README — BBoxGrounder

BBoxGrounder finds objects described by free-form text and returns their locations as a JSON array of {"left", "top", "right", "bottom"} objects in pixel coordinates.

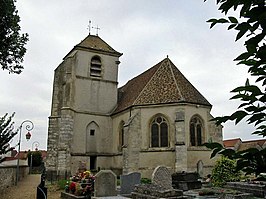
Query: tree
[
  {"left": 211, "top": 156, "right": 241, "bottom": 187},
  {"left": 203, "top": 0, "right": 266, "bottom": 175},
  {"left": 0, "top": 112, "right": 18, "bottom": 163},
  {"left": 27, "top": 151, "right": 43, "bottom": 167},
  {"left": 0, "top": 0, "right": 29, "bottom": 74}
]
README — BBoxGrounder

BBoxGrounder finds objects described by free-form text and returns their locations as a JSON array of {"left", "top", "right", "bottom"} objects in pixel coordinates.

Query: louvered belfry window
[
  {"left": 151, "top": 116, "right": 168, "bottom": 147},
  {"left": 90, "top": 56, "right": 102, "bottom": 77}
]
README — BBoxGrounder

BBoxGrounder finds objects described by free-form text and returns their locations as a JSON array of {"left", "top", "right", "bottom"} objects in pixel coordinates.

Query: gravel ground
[{"left": 1, "top": 174, "right": 61, "bottom": 199}]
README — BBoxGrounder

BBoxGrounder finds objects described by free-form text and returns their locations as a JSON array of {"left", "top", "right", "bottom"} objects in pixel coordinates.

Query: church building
[{"left": 46, "top": 34, "right": 223, "bottom": 178}]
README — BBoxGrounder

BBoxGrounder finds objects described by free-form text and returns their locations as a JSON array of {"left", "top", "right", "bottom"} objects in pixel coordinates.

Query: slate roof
[
  {"left": 64, "top": 35, "right": 122, "bottom": 59},
  {"left": 114, "top": 57, "right": 211, "bottom": 114}
]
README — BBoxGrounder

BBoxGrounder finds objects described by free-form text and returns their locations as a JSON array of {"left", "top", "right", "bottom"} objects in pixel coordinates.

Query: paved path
[
  {"left": 1, "top": 174, "right": 41, "bottom": 199},
  {"left": 1, "top": 175, "right": 130, "bottom": 199}
]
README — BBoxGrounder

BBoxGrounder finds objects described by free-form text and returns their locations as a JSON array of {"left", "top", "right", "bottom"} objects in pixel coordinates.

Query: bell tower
[
  {"left": 46, "top": 34, "right": 122, "bottom": 178},
  {"left": 70, "top": 34, "right": 123, "bottom": 113}
]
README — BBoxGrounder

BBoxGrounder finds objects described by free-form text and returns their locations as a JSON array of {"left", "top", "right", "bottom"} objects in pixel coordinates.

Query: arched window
[
  {"left": 190, "top": 116, "right": 203, "bottom": 146},
  {"left": 118, "top": 121, "right": 125, "bottom": 151},
  {"left": 151, "top": 115, "right": 169, "bottom": 147},
  {"left": 90, "top": 56, "right": 102, "bottom": 77}
]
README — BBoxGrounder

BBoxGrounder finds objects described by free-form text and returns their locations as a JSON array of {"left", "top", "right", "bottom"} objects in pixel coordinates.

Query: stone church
[{"left": 46, "top": 34, "right": 223, "bottom": 178}]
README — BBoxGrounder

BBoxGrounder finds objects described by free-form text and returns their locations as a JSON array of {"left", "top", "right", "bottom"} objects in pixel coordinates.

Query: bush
[
  {"left": 211, "top": 156, "right": 241, "bottom": 187},
  {"left": 57, "top": 179, "right": 68, "bottom": 190}
]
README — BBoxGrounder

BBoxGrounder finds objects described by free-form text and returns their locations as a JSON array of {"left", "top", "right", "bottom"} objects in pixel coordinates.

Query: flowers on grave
[
  {"left": 65, "top": 181, "right": 69, "bottom": 193},
  {"left": 69, "top": 181, "right": 76, "bottom": 194},
  {"left": 66, "top": 170, "right": 95, "bottom": 197}
]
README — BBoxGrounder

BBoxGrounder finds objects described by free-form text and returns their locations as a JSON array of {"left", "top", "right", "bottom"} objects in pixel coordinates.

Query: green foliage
[
  {"left": 57, "top": 179, "right": 68, "bottom": 190},
  {"left": 27, "top": 150, "right": 43, "bottom": 167},
  {"left": 204, "top": 0, "right": 266, "bottom": 137},
  {"left": 204, "top": 142, "right": 266, "bottom": 176},
  {"left": 0, "top": 0, "right": 29, "bottom": 74},
  {"left": 211, "top": 156, "right": 241, "bottom": 187},
  {"left": 203, "top": 0, "right": 266, "bottom": 177},
  {"left": 0, "top": 112, "right": 18, "bottom": 163}
]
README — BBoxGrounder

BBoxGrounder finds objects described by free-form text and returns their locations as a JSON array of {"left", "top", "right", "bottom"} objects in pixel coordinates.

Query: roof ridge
[
  {"left": 167, "top": 58, "right": 184, "bottom": 101},
  {"left": 132, "top": 59, "right": 165, "bottom": 105}
]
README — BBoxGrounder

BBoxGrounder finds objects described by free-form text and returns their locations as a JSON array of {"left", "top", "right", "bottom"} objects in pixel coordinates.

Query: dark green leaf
[
  {"left": 228, "top": 23, "right": 238, "bottom": 30},
  {"left": 230, "top": 110, "right": 248, "bottom": 124},
  {"left": 234, "top": 52, "right": 252, "bottom": 61},
  {"left": 211, "top": 148, "right": 222, "bottom": 158},
  {"left": 228, "top": 16, "right": 238, "bottom": 23}
]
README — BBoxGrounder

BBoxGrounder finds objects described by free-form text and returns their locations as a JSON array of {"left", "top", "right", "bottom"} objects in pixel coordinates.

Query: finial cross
[
  {"left": 88, "top": 20, "right": 92, "bottom": 35},
  {"left": 92, "top": 25, "right": 100, "bottom": 36}
]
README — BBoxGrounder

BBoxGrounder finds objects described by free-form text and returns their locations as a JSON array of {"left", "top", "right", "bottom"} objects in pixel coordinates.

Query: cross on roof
[
  {"left": 92, "top": 25, "right": 100, "bottom": 36},
  {"left": 88, "top": 20, "right": 92, "bottom": 35}
]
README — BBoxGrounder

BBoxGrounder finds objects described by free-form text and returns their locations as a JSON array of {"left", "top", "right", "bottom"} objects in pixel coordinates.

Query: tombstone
[
  {"left": 94, "top": 170, "right": 117, "bottom": 197},
  {"left": 120, "top": 172, "right": 141, "bottom": 195},
  {"left": 197, "top": 160, "right": 204, "bottom": 178},
  {"left": 172, "top": 172, "right": 201, "bottom": 191},
  {"left": 151, "top": 166, "right": 172, "bottom": 190}
]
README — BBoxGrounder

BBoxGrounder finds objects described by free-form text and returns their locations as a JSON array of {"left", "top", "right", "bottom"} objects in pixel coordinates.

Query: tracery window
[
  {"left": 190, "top": 116, "right": 203, "bottom": 146},
  {"left": 151, "top": 115, "right": 168, "bottom": 147},
  {"left": 90, "top": 56, "right": 102, "bottom": 77}
]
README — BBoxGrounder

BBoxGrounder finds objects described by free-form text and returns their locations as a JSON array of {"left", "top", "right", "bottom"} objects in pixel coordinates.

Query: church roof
[
  {"left": 64, "top": 35, "right": 122, "bottom": 59},
  {"left": 114, "top": 58, "right": 211, "bottom": 114}
]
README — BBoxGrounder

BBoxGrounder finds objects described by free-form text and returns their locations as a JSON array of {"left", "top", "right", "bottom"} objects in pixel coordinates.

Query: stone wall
[{"left": 0, "top": 165, "right": 28, "bottom": 194}]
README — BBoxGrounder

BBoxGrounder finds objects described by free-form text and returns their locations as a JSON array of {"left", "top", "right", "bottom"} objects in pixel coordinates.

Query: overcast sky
[{"left": 1, "top": 0, "right": 262, "bottom": 151}]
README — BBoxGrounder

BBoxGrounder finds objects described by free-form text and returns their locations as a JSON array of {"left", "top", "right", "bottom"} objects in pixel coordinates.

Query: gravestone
[
  {"left": 172, "top": 172, "right": 201, "bottom": 191},
  {"left": 94, "top": 170, "right": 117, "bottom": 197},
  {"left": 132, "top": 167, "right": 185, "bottom": 198},
  {"left": 152, "top": 166, "right": 172, "bottom": 190},
  {"left": 120, "top": 172, "right": 141, "bottom": 195}
]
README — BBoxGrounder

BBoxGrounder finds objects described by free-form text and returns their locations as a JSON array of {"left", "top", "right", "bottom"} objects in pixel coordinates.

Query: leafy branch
[
  {"left": 203, "top": 0, "right": 266, "bottom": 176},
  {"left": 205, "top": 0, "right": 266, "bottom": 137}
]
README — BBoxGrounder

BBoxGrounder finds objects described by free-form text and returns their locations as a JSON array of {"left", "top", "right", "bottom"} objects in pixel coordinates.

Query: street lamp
[
  {"left": 15, "top": 120, "right": 34, "bottom": 185},
  {"left": 30, "top": 141, "right": 40, "bottom": 174}
]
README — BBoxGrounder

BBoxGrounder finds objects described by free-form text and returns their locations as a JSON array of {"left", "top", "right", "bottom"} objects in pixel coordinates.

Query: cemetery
[{"left": 57, "top": 165, "right": 266, "bottom": 199}]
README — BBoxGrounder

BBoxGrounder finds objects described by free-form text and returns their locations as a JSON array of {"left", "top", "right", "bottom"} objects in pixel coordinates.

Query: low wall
[
  {"left": 226, "top": 182, "right": 266, "bottom": 198},
  {"left": 0, "top": 165, "right": 29, "bottom": 194}
]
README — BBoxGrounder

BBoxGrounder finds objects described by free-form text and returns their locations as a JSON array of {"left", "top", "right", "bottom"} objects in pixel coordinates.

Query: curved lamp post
[
  {"left": 15, "top": 120, "right": 34, "bottom": 185},
  {"left": 30, "top": 141, "right": 40, "bottom": 174}
]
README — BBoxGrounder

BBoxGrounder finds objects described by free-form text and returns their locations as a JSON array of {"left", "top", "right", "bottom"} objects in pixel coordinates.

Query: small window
[
  {"left": 90, "top": 56, "right": 102, "bottom": 77},
  {"left": 90, "top": 129, "right": 95, "bottom": 136},
  {"left": 151, "top": 115, "right": 169, "bottom": 147},
  {"left": 190, "top": 116, "right": 203, "bottom": 146}
]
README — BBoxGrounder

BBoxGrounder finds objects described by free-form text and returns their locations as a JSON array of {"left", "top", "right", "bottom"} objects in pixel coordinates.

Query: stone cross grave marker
[
  {"left": 94, "top": 170, "right": 117, "bottom": 197},
  {"left": 120, "top": 172, "right": 141, "bottom": 195},
  {"left": 151, "top": 166, "right": 172, "bottom": 190}
]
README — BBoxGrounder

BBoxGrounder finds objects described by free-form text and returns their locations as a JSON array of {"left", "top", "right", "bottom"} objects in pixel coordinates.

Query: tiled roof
[
  {"left": 239, "top": 139, "right": 266, "bottom": 151},
  {"left": 114, "top": 58, "right": 211, "bottom": 114},
  {"left": 223, "top": 138, "right": 266, "bottom": 151},
  {"left": 223, "top": 138, "right": 242, "bottom": 148},
  {"left": 77, "top": 35, "right": 122, "bottom": 56},
  {"left": 64, "top": 35, "right": 122, "bottom": 59}
]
